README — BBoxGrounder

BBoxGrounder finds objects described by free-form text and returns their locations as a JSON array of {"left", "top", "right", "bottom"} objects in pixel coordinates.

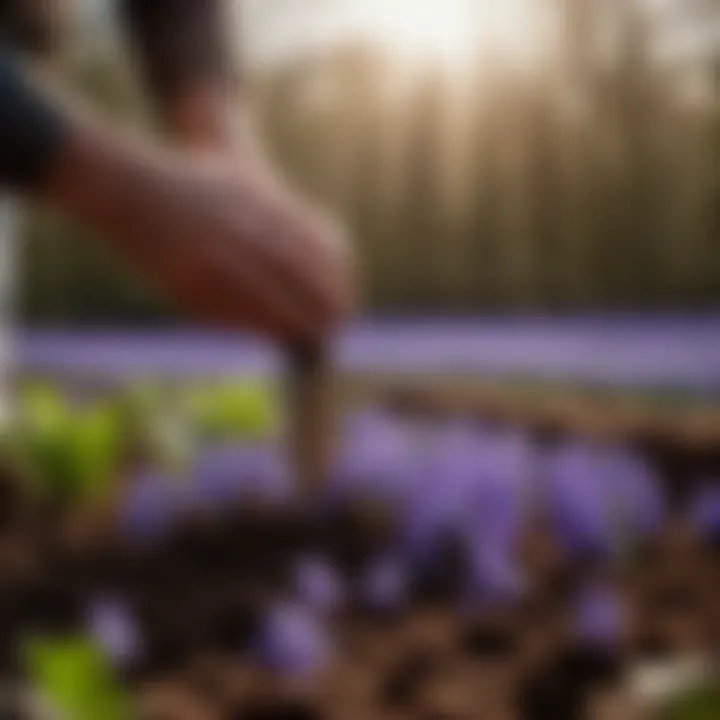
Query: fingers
[
  {"left": 205, "top": 172, "right": 354, "bottom": 342},
  {"left": 125, "top": 184, "right": 352, "bottom": 343},
  {"left": 204, "top": 155, "right": 355, "bottom": 337},
  {"left": 48, "top": 121, "right": 355, "bottom": 342},
  {"left": 241, "top": 205, "right": 354, "bottom": 339},
  {"left": 222, "top": 172, "right": 354, "bottom": 335}
]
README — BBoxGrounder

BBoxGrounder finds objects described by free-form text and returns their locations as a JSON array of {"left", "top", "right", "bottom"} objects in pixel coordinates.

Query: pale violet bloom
[
  {"left": 573, "top": 582, "right": 626, "bottom": 648},
  {"left": 545, "top": 439, "right": 664, "bottom": 560},
  {"left": 361, "top": 553, "right": 409, "bottom": 614},
  {"left": 190, "top": 442, "right": 291, "bottom": 507},
  {"left": 293, "top": 555, "right": 345, "bottom": 616},
  {"left": 330, "top": 408, "right": 418, "bottom": 505},
  {"left": 87, "top": 596, "right": 143, "bottom": 668},
  {"left": 255, "top": 602, "right": 333, "bottom": 678},
  {"left": 689, "top": 482, "right": 720, "bottom": 539},
  {"left": 118, "top": 469, "right": 184, "bottom": 543}
]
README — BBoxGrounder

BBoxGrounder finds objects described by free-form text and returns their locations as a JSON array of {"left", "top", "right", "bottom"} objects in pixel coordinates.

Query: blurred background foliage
[
  {"left": 6, "top": 379, "right": 279, "bottom": 506},
  {"left": 19, "top": 0, "right": 719, "bottom": 324}
]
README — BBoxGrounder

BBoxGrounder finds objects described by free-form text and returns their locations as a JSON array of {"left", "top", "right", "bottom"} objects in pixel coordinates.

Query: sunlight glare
[{"left": 346, "top": 0, "right": 542, "bottom": 71}]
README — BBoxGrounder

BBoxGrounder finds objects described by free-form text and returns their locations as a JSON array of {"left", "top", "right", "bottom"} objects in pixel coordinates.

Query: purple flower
[
  {"left": 463, "top": 430, "right": 534, "bottom": 552},
  {"left": 461, "top": 492, "right": 526, "bottom": 608},
  {"left": 254, "top": 602, "right": 333, "bottom": 678},
  {"left": 117, "top": 470, "right": 182, "bottom": 543},
  {"left": 293, "top": 555, "right": 345, "bottom": 616},
  {"left": 463, "top": 542, "right": 525, "bottom": 607},
  {"left": 478, "top": 427, "right": 536, "bottom": 491},
  {"left": 402, "top": 423, "right": 483, "bottom": 566},
  {"left": 243, "top": 445, "right": 292, "bottom": 503},
  {"left": 606, "top": 447, "right": 665, "bottom": 536},
  {"left": 190, "top": 444, "right": 250, "bottom": 505},
  {"left": 189, "top": 442, "right": 291, "bottom": 508},
  {"left": 330, "top": 409, "right": 417, "bottom": 505},
  {"left": 361, "top": 554, "right": 409, "bottom": 614},
  {"left": 86, "top": 596, "right": 143, "bottom": 667},
  {"left": 689, "top": 482, "right": 720, "bottom": 538},
  {"left": 573, "top": 582, "right": 625, "bottom": 648},
  {"left": 405, "top": 425, "right": 533, "bottom": 577},
  {"left": 545, "top": 440, "right": 664, "bottom": 560}
]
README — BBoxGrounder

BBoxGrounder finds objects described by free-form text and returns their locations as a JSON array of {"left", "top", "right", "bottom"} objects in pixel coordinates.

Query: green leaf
[
  {"left": 25, "top": 636, "right": 129, "bottom": 720},
  {"left": 665, "top": 685, "right": 720, "bottom": 720},
  {"left": 188, "top": 381, "right": 278, "bottom": 441},
  {"left": 70, "top": 405, "right": 120, "bottom": 501}
]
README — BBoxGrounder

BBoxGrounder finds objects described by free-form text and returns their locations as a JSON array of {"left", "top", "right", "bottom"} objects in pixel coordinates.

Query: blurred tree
[{"left": 19, "top": 0, "right": 720, "bottom": 324}]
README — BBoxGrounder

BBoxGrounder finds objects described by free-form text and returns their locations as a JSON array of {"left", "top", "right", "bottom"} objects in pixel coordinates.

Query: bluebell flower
[
  {"left": 545, "top": 439, "right": 664, "bottom": 562},
  {"left": 361, "top": 553, "right": 409, "bottom": 614},
  {"left": 254, "top": 602, "right": 333, "bottom": 679},
  {"left": 86, "top": 596, "right": 143, "bottom": 668},
  {"left": 329, "top": 408, "right": 417, "bottom": 507},
  {"left": 189, "top": 441, "right": 291, "bottom": 508},
  {"left": 293, "top": 555, "right": 345, "bottom": 616},
  {"left": 117, "top": 469, "right": 183, "bottom": 543},
  {"left": 573, "top": 582, "right": 625, "bottom": 648},
  {"left": 688, "top": 482, "right": 720, "bottom": 540}
]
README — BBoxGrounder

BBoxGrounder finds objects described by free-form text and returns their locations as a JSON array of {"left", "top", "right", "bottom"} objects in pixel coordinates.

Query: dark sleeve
[
  {"left": 0, "top": 47, "right": 70, "bottom": 190},
  {"left": 119, "top": 0, "right": 238, "bottom": 105}
]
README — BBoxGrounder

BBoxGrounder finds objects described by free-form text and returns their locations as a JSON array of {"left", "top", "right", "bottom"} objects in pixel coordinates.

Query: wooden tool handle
[{"left": 286, "top": 342, "right": 333, "bottom": 496}]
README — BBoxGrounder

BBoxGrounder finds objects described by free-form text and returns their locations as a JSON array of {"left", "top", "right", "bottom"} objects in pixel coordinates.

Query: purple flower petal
[
  {"left": 118, "top": 470, "right": 182, "bottom": 543},
  {"left": 573, "top": 583, "right": 625, "bottom": 647},
  {"left": 190, "top": 442, "right": 291, "bottom": 507},
  {"left": 689, "top": 482, "right": 720, "bottom": 538},
  {"left": 293, "top": 555, "right": 345, "bottom": 616},
  {"left": 87, "top": 596, "right": 143, "bottom": 667},
  {"left": 464, "top": 543, "right": 526, "bottom": 606},
  {"left": 361, "top": 554, "right": 409, "bottom": 613},
  {"left": 402, "top": 423, "right": 482, "bottom": 565},
  {"left": 545, "top": 440, "right": 664, "bottom": 560},
  {"left": 255, "top": 602, "right": 333, "bottom": 678},
  {"left": 330, "top": 409, "right": 417, "bottom": 504}
]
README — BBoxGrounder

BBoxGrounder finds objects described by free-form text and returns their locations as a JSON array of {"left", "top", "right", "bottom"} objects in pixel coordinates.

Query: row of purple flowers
[{"left": 17, "top": 317, "right": 720, "bottom": 390}]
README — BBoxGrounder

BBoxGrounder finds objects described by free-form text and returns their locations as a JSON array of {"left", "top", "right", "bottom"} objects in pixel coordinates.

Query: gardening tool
[{"left": 287, "top": 342, "right": 334, "bottom": 496}]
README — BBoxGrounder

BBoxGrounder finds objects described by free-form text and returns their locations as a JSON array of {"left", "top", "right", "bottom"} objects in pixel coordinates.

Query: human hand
[{"left": 43, "top": 120, "right": 354, "bottom": 343}]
